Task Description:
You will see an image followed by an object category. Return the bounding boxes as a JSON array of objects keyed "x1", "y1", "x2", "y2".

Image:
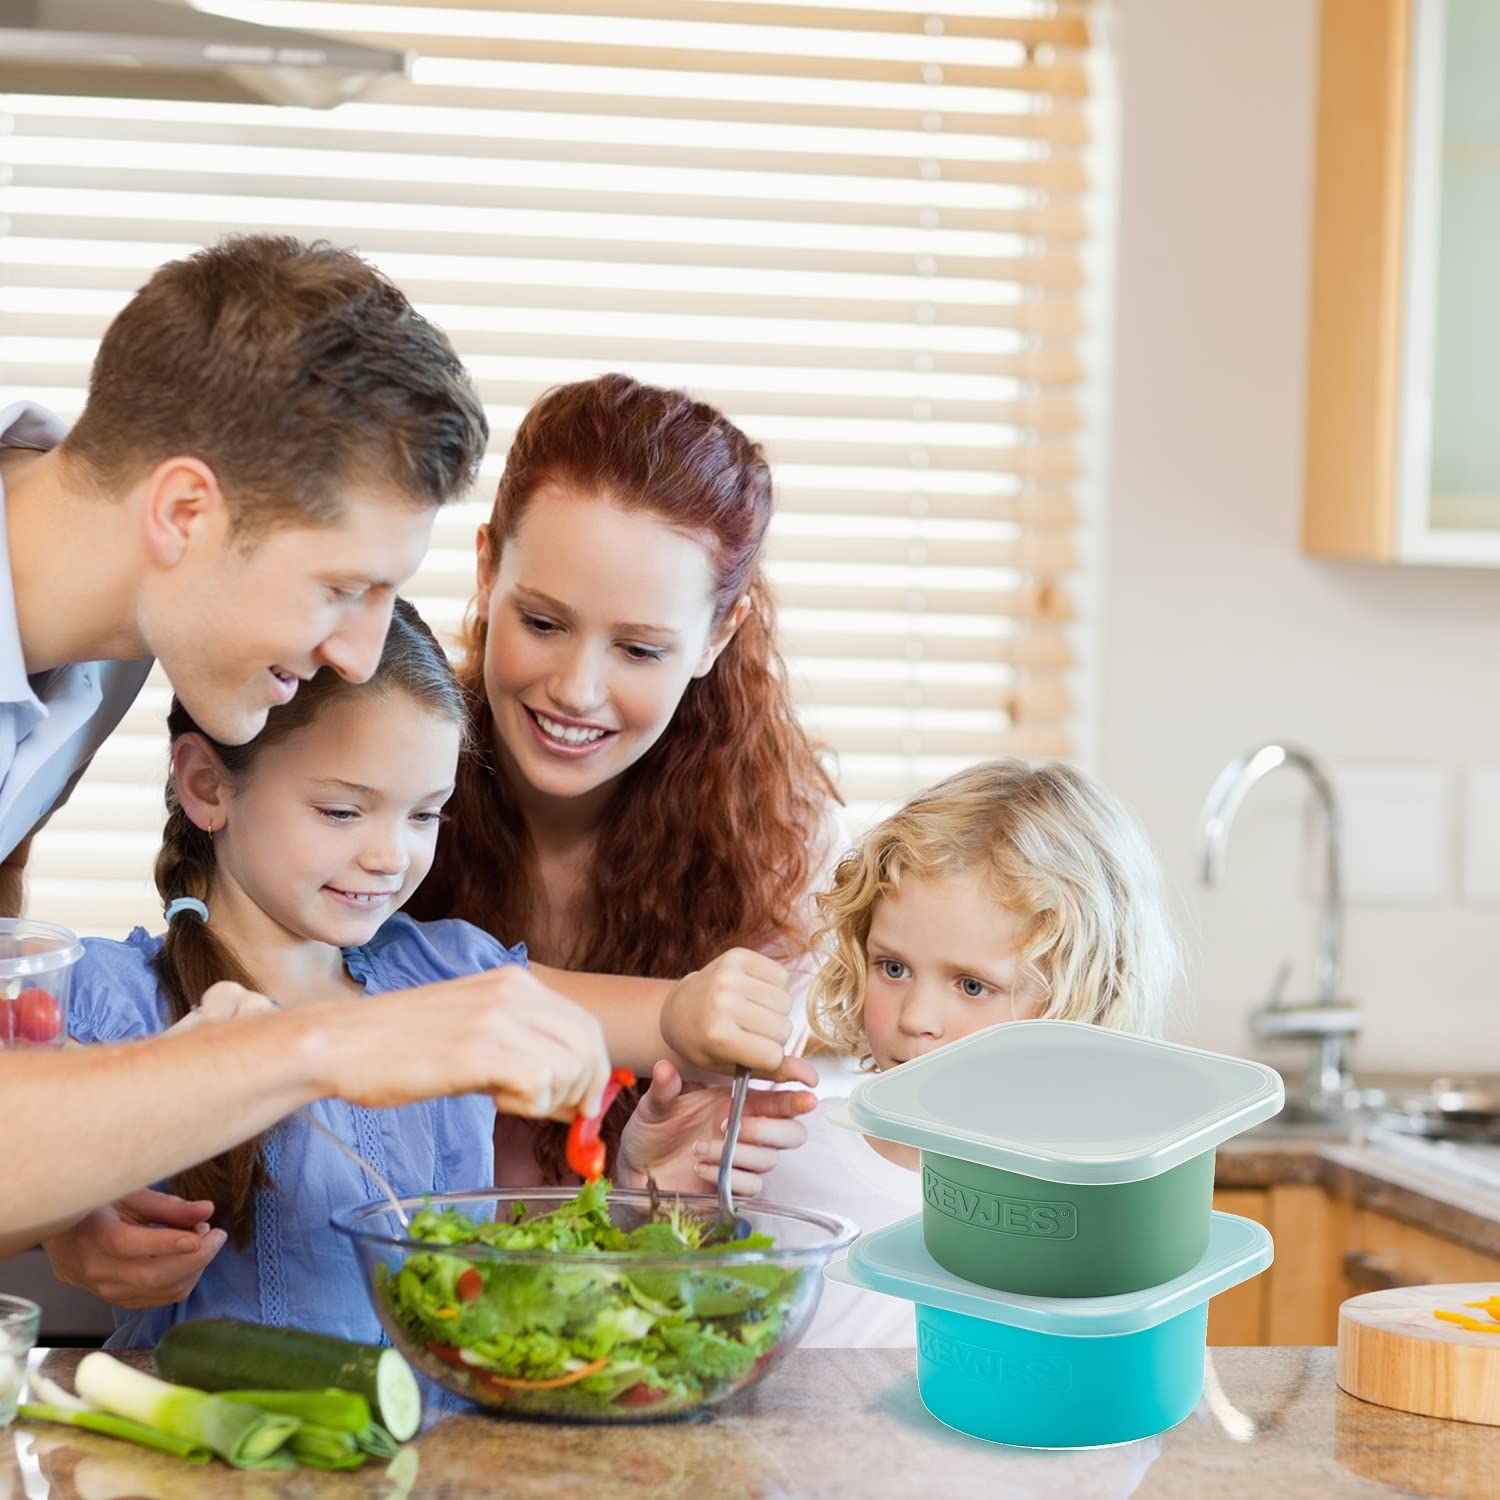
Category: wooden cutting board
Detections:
[{"x1": 1338, "y1": 1283, "x2": 1500, "y2": 1425}]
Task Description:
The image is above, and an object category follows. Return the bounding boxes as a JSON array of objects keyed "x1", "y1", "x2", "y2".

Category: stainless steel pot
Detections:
[{"x1": 1374, "y1": 1079, "x2": 1500, "y2": 1142}]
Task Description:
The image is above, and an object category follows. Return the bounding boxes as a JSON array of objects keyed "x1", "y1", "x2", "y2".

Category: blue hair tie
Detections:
[{"x1": 164, "y1": 897, "x2": 209, "y2": 925}]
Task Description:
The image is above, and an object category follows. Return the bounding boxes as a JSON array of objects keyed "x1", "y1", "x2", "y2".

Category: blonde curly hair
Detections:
[{"x1": 809, "y1": 759, "x2": 1178, "y2": 1064}]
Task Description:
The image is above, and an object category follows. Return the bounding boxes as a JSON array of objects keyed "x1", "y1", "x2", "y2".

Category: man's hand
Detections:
[
  {"x1": 310, "y1": 964, "x2": 613, "y2": 1120},
  {"x1": 42, "y1": 1189, "x2": 226, "y2": 1309},
  {"x1": 618, "y1": 1060, "x2": 814, "y2": 1196}
]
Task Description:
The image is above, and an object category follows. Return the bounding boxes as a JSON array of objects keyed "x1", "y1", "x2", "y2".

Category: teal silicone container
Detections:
[
  {"x1": 840, "y1": 1021, "x2": 1283, "y2": 1297},
  {"x1": 914, "y1": 1303, "x2": 1209, "y2": 1450},
  {"x1": 827, "y1": 1211, "x2": 1273, "y2": 1449}
]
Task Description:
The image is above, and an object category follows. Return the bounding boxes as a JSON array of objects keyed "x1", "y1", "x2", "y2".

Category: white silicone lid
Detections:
[
  {"x1": 841, "y1": 1020, "x2": 1284, "y2": 1185},
  {"x1": 825, "y1": 1211, "x2": 1273, "y2": 1336}
]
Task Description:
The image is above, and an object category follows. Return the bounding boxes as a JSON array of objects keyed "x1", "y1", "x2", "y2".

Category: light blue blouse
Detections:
[{"x1": 68, "y1": 913, "x2": 520, "y2": 1350}]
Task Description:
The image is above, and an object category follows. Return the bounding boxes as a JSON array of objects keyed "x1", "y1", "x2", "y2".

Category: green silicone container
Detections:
[
  {"x1": 920, "y1": 1148, "x2": 1216, "y2": 1298},
  {"x1": 839, "y1": 1021, "x2": 1283, "y2": 1298}
]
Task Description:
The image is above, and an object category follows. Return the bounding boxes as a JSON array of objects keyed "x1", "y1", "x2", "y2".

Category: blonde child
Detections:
[{"x1": 767, "y1": 758, "x2": 1181, "y2": 1348}]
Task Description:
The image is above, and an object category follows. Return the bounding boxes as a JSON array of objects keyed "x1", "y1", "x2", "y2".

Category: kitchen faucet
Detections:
[{"x1": 1198, "y1": 743, "x2": 1363, "y2": 1123}]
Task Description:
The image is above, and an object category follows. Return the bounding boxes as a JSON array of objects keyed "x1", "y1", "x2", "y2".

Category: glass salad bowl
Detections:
[{"x1": 333, "y1": 1185, "x2": 856, "y2": 1424}]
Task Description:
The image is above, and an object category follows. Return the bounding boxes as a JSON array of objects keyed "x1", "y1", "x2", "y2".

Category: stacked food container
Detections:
[{"x1": 826, "y1": 1020, "x2": 1283, "y2": 1448}]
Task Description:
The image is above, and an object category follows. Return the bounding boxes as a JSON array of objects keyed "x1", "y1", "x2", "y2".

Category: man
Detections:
[
  {"x1": 0, "y1": 235, "x2": 612, "y2": 1251},
  {"x1": 0, "y1": 233, "x2": 485, "y2": 886}
]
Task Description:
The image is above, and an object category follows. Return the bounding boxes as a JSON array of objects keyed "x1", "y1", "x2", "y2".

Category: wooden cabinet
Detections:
[
  {"x1": 1302, "y1": 0, "x2": 1500, "y2": 565},
  {"x1": 1210, "y1": 1187, "x2": 1500, "y2": 1346},
  {"x1": 1210, "y1": 1186, "x2": 1351, "y2": 1347},
  {"x1": 1207, "y1": 1189, "x2": 1270, "y2": 1346},
  {"x1": 1346, "y1": 1207, "x2": 1500, "y2": 1288}
]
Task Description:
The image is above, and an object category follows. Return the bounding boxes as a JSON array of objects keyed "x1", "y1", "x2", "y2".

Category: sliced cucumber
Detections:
[
  {"x1": 373, "y1": 1352, "x2": 422, "y2": 1443},
  {"x1": 155, "y1": 1320, "x2": 421, "y2": 1442}
]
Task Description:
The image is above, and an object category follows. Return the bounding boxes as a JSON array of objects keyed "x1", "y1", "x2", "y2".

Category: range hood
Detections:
[{"x1": 0, "y1": 0, "x2": 409, "y2": 107}]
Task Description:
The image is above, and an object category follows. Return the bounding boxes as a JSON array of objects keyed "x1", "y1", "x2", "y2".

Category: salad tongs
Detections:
[{"x1": 705, "y1": 1065, "x2": 753, "y2": 1244}]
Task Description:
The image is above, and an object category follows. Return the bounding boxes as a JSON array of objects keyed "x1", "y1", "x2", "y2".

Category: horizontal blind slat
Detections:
[
  {"x1": 265, "y1": 0, "x2": 1088, "y2": 46},
  {"x1": 191, "y1": 0, "x2": 1088, "y2": 47},
  {"x1": 2, "y1": 98, "x2": 1088, "y2": 162},
  {"x1": 0, "y1": 243, "x2": 1090, "y2": 298},
  {"x1": 0, "y1": 189, "x2": 1093, "y2": 247}
]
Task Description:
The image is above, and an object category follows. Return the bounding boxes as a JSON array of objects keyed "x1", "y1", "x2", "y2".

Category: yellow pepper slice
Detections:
[
  {"x1": 1435, "y1": 1309, "x2": 1500, "y2": 1333},
  {"x1": 434, "y1": 1307, "x2": 460, "y2": 1320}
]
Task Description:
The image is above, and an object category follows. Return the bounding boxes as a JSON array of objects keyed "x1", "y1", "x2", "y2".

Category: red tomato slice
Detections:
[
  {"x1": 14, "y1": 989, "x2": 61, "y2": 1043},
  {"x1": 427, "y1": 1341, "x2": 467, "y2": 1368},
  {"x1": 618, "y1": 1382, "x2": 666, "y2": 1407},
  {"x1": 456, "y1": 1267, "x2": 483, "y2": 1303}
]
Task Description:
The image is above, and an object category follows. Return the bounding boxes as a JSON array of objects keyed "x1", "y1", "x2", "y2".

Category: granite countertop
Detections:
[
  {"x1": 8, "y1": 1346, "x2": 1500, "y2": 1499},
  {"x1": 1216, "y1": 1129, "x2": 1500, "y2": 1259}
]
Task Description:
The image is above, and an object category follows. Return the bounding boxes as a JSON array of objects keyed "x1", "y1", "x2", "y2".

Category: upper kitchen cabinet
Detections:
[{"x1": 1303, "y1": 0, "x2": 1500, "y2": 565}]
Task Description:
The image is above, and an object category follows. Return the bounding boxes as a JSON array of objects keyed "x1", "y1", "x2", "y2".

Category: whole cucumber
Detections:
[{"x1": 155, "y1": 1320, "x2": 420, "y2": 1441}]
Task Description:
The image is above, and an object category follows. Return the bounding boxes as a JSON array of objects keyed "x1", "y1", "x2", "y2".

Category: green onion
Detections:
[
  {"x1": 215, "y1": 1388, "x2": 371, "y2": 1433},
  {"x1": 357, "y1": 1420, "x2": 401, "y2": 1458},
  {"x1": 236, "y1": 1449, "x2": 299, "y2": 1470},
  {"x1": 74, "y1": 1354, "x2": 300, "y2": 1468},
  {"x1": 290, "y1": 1423, "x2": 365, "y2": 1470},
  {"x1": 28, "y1": 1375, "x2": 89, "y2": 1413},
  {"x1": 18, "y1": 1403, "x2": 212, "y2": 1464}
]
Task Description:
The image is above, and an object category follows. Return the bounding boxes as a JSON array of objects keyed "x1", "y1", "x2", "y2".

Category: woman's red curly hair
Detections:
[{"x1": 414, "y1": 373, "x2": 837, "y2": 1174}]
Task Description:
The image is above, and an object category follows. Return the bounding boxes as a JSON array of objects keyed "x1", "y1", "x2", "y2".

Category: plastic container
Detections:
[
  {"x1": 839, "y1": 1020, "x2": 1282, "y2": 1296},
  {"x1": 0, "y1": 1296, "x2": 40, "y2": 1427},
  {"x1": 827, "y1": 1211, "x2": 1272, "y2": 1449},
  {"x1": 0, "y1": 919, "x2": 82, "y2": 1050}
]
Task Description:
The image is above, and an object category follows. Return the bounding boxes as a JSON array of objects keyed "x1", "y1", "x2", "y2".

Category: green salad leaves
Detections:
[{"x1": 378, "y1": 1180, "x2": 807, "y2": 1418}]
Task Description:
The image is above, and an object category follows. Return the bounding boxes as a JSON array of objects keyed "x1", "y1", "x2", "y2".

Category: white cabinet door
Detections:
[{"x1": 1395, "y1": 0, "x2": 1500, "y2": 563}]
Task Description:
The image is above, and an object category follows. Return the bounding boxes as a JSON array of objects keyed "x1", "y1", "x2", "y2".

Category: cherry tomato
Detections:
[
  {"x1": 618, "y1": 1382, "x2": 666, "y2": 1408},
  {"x1": 14, "y1": 988, "x2": 61, "y2": 1043},
  {"x1": 456, "y1": 1267, "x2": 483, "y2": 1303}
]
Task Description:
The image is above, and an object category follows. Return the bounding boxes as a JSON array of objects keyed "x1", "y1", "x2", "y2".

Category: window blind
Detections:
[{"x1": 0, "y1": 0, "x2": 1099, "y2": 937}]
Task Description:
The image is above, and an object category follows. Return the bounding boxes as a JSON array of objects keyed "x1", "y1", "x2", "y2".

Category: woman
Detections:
[{"x1": 414, "y1": 373, "x2": 843, "y2": 1181}]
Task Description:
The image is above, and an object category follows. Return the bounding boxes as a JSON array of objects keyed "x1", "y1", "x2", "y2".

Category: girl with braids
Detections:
[
  {"x1": 44, "y1": 600, "x2": 809, "y2": 1347},
  {"x1": 410, "y1": 373, "x2": 844, "y2": 1184}
]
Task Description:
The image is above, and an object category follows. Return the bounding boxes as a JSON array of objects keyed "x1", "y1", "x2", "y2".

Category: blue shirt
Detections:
[
  {"x1": 0, "y1": 402, "x2": 153, "y2": 862},
  {"x1": 68, "y1": 913, "x2": 520, "y2": 1349}
]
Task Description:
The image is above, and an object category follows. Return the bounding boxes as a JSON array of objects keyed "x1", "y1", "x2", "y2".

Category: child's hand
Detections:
[
  {"x1": 41, "y1": 1190, "x2": 227, "y2": 1310},
  {"x1": 660, "y1": 950, "x2": 818, "y2": 1087},
  {"x1": 618, "y1": 1060, "x2": 815, "y2": 1197}
]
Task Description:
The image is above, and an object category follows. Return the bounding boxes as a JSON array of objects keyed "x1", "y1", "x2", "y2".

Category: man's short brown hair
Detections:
[{"x1": 64, "y1": 235, "x2": 488, "y2": 529}]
